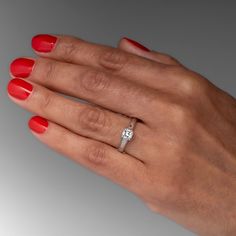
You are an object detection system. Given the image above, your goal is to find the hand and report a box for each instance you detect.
[8,34,236,236]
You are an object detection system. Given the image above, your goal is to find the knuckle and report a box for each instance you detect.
[182,77,208,101]
[99,49,128,71]
[81,69,110,92]
[44,60,56,82]
[59,37,79,62]
[170,68,206,98]
[180,78,200,97]
[86,143,108,165]
[40,91,54,112]
[79,106,108,133]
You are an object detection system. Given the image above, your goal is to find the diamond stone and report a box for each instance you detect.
[122,128,134,141]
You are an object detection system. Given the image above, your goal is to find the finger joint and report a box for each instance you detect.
[79,106,108,133]
[99,49,128,72]
[81,69,110,93]
[58,37,80,62]
[40,91,54,113]
[44,60,56,82]
[86,143,108,166]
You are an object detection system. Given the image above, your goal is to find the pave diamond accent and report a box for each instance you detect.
[122,128,134,141]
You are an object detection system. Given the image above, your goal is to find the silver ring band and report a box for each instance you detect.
[118,117,137,153]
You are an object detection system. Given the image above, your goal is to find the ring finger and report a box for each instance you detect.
[7,78,149,160]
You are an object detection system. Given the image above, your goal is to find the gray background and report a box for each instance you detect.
[0,1,235,235]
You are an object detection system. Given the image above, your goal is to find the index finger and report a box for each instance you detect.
[31,34,170,89]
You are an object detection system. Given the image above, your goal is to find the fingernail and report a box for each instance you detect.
[123,37,150,52]
[32,34,57,53]
[7,78,33,100]
[10,58,35,78]
[28,116,48,134]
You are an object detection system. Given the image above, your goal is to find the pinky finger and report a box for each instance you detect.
[28,116,146,194]
[118,37,182,66]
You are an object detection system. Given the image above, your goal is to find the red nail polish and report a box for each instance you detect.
[7,78,33,100]
[32,34,57,53]
[123,37,150,52]
[28,116,48,134]
[10,58,35,78]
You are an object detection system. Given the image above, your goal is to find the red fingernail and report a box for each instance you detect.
[123,37,150,52]
[7,78,33,100]
[32,34,57,53]
[10,58,35,78]
[28,116,48,134]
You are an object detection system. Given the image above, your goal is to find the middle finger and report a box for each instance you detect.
[10,57,156,123]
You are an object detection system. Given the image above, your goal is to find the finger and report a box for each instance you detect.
[10,58,156,122]
[31,34,175,90]
[7,78,149,159]
[28,115,146,194]
[118,37,181,66]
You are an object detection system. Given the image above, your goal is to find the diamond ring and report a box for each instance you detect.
[118,117,137,153]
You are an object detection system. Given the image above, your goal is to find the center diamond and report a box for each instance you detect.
[122,128,134,141]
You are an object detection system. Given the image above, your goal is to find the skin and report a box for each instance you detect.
[8,35,236,235]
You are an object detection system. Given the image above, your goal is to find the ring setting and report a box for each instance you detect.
[118,117,137,153]
[122,128,134,141]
